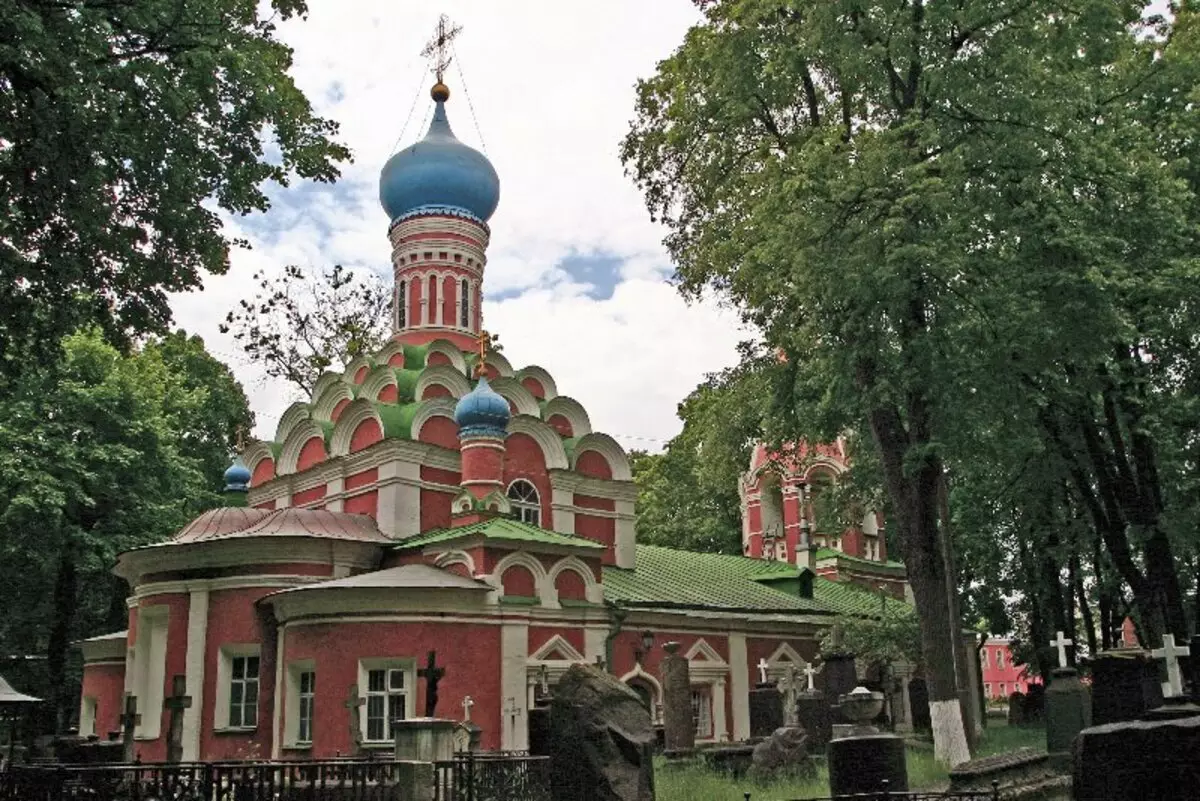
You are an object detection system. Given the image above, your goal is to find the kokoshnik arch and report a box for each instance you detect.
[77,67,967,762]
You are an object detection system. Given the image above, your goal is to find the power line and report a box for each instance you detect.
[451,41,488,154]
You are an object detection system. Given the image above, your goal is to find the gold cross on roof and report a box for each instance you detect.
[421,14,462,85]
[474,329,498,378]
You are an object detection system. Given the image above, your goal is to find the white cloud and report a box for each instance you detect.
[169,0,748,450]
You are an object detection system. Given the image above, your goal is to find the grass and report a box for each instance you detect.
[654,722,1048,801]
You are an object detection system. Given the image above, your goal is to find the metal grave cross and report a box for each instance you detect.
[1151,634,1191,698]
[802,662,818,693]
[163,676,192,763]
[119,693,140,762]
[757,658,771,684]
[503,696,522,745]
[418,650,446,717]
[1049,631,1073,669]
[344,684,366,750]
[461,695,474,723]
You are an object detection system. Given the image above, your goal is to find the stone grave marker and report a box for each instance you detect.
[163,676,191,763]
[796,662,832,750]
[660,642,694,754]
[417,650,445,717]
[1088,650,1162,725]
[1044,631,1090,763]
[119,693,139,763]
[1073,715,1200,801]
[344,684,365,753]
[1150,634,1189,698]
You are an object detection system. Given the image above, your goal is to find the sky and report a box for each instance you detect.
[169,0,750,451]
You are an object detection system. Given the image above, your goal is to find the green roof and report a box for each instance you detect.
[814,547,907,574]
[603,545,907,617]
[394,517,606,551]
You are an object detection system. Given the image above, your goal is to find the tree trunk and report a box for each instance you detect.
[938,475,978,746]
[1075,555,1097,658]
[868,401,970,766]
[46,548,78,734]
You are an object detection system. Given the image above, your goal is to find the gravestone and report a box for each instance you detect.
[163,675,191,763]
[660,642,694,753]
[748,684,783,738]
[118,694,139,763]
[828,735,908,796]
[1088,651,1162,725]
[1072,715,1200,801]
[907,678,931,730]
[548,665,655,801]
[1045,633,1090,762]
[794,663,831,749]
[750,726,813,781]
[344,684,365,754]
[418,650,445,717]
[822,654,858,721]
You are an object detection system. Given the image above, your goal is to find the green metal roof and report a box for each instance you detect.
[394,517,606,551]
[602,545,907,616]
[814,547,907,574]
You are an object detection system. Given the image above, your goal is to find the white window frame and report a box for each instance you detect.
[507,479,541,527]
[691,687,713,740]
[215,644,261,731]
[997,650,1005,669]
[999,683,1007,698]
[358,659,415,745]
[981,649,988,668]
[133,605,169,740]
[80,696,98,737]
[284,660,316,748]
[397,280,407,329]
[984,682,992,699]
[459,278,470,328]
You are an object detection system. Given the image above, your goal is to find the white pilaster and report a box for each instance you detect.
[584,626,607,664]
[182,588,209,761]
[500,621,529,750]
[323,477,345,512]
[728,632,750,741]
[713,678,729,742]
[614,499,636,568]
[550,485,576,536]
[377,460,421,539]
[271,624,285,759]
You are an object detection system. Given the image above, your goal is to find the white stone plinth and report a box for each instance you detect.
[394,718,459,763]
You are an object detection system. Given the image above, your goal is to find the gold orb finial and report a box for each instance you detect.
[431,82,450,102]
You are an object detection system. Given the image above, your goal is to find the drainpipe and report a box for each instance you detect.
[604,603,628,674]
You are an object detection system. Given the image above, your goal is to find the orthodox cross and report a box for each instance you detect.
[537,664,550,700]
[418,651,446,717]
[802,663,818,693]
[503,697,522,733]
[473,330,498,378]
[757,658,771,684]
[1151,634,1191,697]
[163,676,192,763]
[1049,631,1073,669]
[119,693,140,762]
[461,695,474,723]
[344,684,365,750]
[421,14,462,85]
[778,665,799,727]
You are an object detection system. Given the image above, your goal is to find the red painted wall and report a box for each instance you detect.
[281,621,502,755]
[503,433,552,529]
[387,351,405,368]
[575,514,616,563]
[292,485,327,507]
[981,641,1040,699]
[344,491,378,517]
[427,351,451,367]
[350,418,382,453]
[546,415,573,437]
[250,459,275,488]
[427,276,438,323]
[132,592,190,763]
[346,469,378,492]
[409,277,422,327]
[521,378,545,399]
[80,662,126,740]
[377,384,399,404]
[575,451,612,480]
[554,569,587,602]
[331,399,350,422]
[500,564,537,597]
[420,488,453,531]
[418,416,459,450]
[574,494,614,512]
[353,366,368,384]
[442,275,457,327]
[297,437,326,472]
[421,383,452,400]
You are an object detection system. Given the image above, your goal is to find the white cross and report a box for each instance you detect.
[1151,634,1191,698]
[461,695,474,723]
[757,658,771,684]
[802,663,818,692]
[1049,631,1073,669]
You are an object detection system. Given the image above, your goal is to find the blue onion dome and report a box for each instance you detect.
[379,84,500,224]
[223,457,252,493]
[454,376,511,437]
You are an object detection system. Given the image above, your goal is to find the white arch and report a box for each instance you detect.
[513,365,558,401]
[343,355,374,384]
[572,432,633,481]
[411,397,459,443]
[619,664,664,711]
[277,419,328,476]
[506,416,570,470]
[359,366,400,403]
[424,338,468,374]
[329,399,384,457]
[311,381,355,422]
[492,550,549,600]
[546,555,603,606]
[374,339,407,368]
[311,372,346,403]
[542,396,592,437]
[434,549,477,577]
[274,402,312,445]
[489,377,540,417]
[802,459,845,482]
[767,642,808,668]
[415,365,472,400]
[480,350,514,378]
[242,440,276,483]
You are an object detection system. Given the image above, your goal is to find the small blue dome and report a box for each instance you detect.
[454,377,511,438]
[380,99,500,224]
[224,457,251,493]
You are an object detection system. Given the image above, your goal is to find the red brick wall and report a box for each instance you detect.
[500,564,537,597]
[201,589,278,761]
[350,419,382,453]
[292,485,326,507]
[418,416,459,449]
[503,433,552,529]
[575,451,612,480]
[297,437,326,472]
[251,459,275,487]
[80,662,126,740]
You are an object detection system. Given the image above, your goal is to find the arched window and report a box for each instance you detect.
[507,479,540,527]
[460,278,470,328]
[397,280,407,328]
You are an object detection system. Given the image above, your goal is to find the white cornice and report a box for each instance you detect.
[116,539,381,586]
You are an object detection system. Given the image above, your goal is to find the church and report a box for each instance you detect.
[76,72,920,763]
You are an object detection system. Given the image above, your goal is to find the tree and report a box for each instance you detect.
[622,0,1200,764]
[0,0,351,381]
[0,329,252,731]
[221,264,391,395]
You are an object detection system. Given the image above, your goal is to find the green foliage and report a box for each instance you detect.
[221,264,391,395]
[0,0,351,380]
[821,606,922,669]
[0,329,252,727]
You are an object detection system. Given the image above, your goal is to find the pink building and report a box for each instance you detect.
[980,638,1040,701]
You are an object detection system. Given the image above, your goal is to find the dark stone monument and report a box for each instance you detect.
[1188,634,1200,698]
[1045,668,1091,758]
[549,664,655,801]
[750,726,813,781]
[1007,691,1028,725]
[908,677,931,730]
[660,642,694,754]
[828,735,908,795]
[163,675,191,763]
[418,650,445,717]
[527,704,551,756]
[1072,715,1200,801]
[822,654,858,720]
[1088,651,1163,725]
[118,693,140,763]
[748,686,783,738]
[796,692,831,750]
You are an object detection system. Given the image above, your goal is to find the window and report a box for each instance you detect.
[691,688,713,739]
[229,655,260,728]
[981,650,988,668]
[460,278,470,328]
[80,697,98,737]
[298,671,315,744]
[997,650,1005,669]
[999,683,1007,698]
[507,480,541,527]
[366,668,409,742]
[397,280,407,328]
[984,683,992,699]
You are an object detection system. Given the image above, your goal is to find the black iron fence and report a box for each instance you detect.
[433,751,551,801]
[1,759,406,801]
